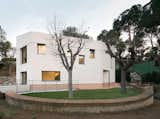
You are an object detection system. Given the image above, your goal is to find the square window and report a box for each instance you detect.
[89,49,95,59]
[79,55,85,64]
[42,71,60,81]
[37,44,46,54]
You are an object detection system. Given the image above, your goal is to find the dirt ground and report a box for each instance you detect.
[0,99,160,119]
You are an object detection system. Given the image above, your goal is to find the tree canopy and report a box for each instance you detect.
[0,26,11,58]
[98,4,148,93]
[63,26,89,39]
[98,1,160,93]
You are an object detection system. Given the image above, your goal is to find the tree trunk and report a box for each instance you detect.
[6,63,10,80]
[68,69,73,98]
[120,68,127,93]
[150,34,154,48]
[8,64,12,76]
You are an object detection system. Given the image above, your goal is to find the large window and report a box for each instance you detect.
[21,72,27,85]
[21,46,27,64]
[89,49,95,59]
[42,71,60,81]
[37,44,46,54]
[79,55,85,64]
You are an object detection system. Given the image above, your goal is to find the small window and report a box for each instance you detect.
[79,55,85,64]
[21,72,27,85]
[21,46,27,64]
[42,71,60,81]
[37,44,46,54]
[89,49,95,59]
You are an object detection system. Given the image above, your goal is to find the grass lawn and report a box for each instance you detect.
[23,88,141,99]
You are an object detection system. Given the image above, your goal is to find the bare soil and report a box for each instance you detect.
[0,99,160,119]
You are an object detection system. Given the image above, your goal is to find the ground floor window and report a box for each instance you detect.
[21,72,27,85]
[42,71,60,81]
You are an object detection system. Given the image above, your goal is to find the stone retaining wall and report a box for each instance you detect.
[5,86,153,113]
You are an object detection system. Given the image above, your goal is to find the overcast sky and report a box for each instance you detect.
[0,0,150,46]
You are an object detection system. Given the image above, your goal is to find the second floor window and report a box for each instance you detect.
[21,46,27,64]
[89,49,95,59]
[79,55,85,64]
[37,44,46,54]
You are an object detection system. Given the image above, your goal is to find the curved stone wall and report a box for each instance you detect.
[5,86,153,113]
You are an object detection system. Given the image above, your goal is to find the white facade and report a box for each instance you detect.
[16,32,115,89]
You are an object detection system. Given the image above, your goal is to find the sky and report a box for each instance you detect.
[0,0,150,46]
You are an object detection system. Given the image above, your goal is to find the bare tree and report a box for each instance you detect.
[48,18,87,98]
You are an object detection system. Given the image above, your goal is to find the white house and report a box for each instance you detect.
[16,32,116,91]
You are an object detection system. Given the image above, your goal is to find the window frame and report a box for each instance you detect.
[42,71,61,81]
[37,43,46,55]
[21,72,27,85]
[79,55,85,64]
[89,49,95,59]
[21,46,27,64]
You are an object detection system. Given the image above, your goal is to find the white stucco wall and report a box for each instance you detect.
[16,32,115,86]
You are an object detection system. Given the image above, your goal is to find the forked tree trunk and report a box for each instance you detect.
[120,68,127,93]
[68,69,73,98]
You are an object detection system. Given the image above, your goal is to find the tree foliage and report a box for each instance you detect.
[139,0,160,60]
[98,1,160,92]
[63,26,89,39]
[151,0,160,26]
[0,25,15,78]
[0,26,11,58]
[98,5,145,93]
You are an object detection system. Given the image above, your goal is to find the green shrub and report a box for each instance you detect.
[0,112,5,119]
[142,71,160,84]
[1,58,16,62]
[31,112,37,119]
[32,115,37,119]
